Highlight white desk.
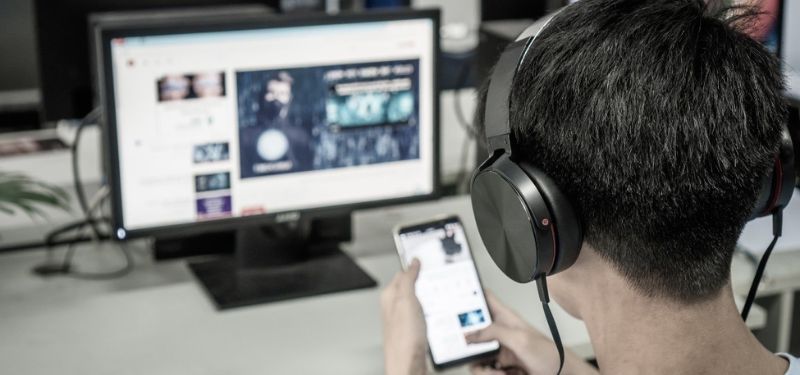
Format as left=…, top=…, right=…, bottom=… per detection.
left=0, top=196, right=769, bottom=375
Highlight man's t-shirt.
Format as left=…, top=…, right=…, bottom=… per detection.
left=779, top=353, right=800, bottom=375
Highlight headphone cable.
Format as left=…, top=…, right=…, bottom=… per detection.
left=740, top=209, right=783, bottom=321
left=536, top=276, right=565, bottom=375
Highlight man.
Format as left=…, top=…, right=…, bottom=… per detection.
left=243, top=71, right=313, bottom=174
left=259, top=72, right=294, bottom=123
left=381, top=0, right=799, bottom=374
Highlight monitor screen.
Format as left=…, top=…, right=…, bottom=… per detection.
left=104, top=13, right=437, bottom=237
left=782, top=0, right=800, bottom=100
left=749, top=0, right=783, bottom=55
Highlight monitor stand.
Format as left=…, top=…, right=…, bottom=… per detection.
left=186, top=216, right=377, bottom=310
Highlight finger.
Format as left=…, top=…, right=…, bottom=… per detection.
left=484, top=290, right=503, bottom=316
left=465, top=325, right=523, bottom=351
left=387, top=273, right=401, bottom=292
left=469, top=363, right=505, bottom=375
left=495, top=348, right=518, bottom=370
left=407, top=258, right=421, bottom=280
left=398, top=258, right=421, bottom=294
left=485, top=291, right=525, bottom=328
left=485, top=291, right=513, bottom=317
left=381, top=273, right=402, bottom=303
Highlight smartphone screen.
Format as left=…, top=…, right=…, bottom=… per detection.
left=395, top=216, right=500, bottom=367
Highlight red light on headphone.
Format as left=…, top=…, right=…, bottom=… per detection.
left=542, top=218, right=550, bottom=226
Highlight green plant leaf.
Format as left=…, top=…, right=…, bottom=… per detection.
left=0, top=171, right=71, bottom=218
left=0, top=202, right=14, bottom=215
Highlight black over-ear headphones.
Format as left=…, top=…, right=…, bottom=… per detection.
left=470, top=12, right=795, bottom=286
left=470, top=15, right=581, bottom=285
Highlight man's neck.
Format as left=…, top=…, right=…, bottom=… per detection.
left=551, top=247, right=789, bottom=375
left=577, top=276, right=786, bottom=374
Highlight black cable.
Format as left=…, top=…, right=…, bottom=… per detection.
left=44, top=218, right=109, bottom=248
left=453, top=56, right=477, bottom=139
left=537, top=276, right=565, bottom=375
left=62, top=240, right=134, bottom=280
left=741, top=210, right=783, bottom=321
left=34, top=217, right=109, bottom=276
left=456, top=137, right=474, bottom=192
left=451, top=54, right=479, bottom=191
left=72, top=107, right=103, bottom=238
left=62, top=216, right=133, bottom=280
left=34, top=217, right=132, bottom=280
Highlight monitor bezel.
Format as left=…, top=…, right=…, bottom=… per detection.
left=97, top=8, right=441, bottom=240
left=773, top=0, right=785, bottom=59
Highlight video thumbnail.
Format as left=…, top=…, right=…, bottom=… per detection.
left=196, top=195, right=232, bottom=220
left=193, top=142, right=230, bottom=164
left=401, top=223, right=471, bottom=269
left=157, top=72, right=226, bottom=102
left=326, top=76, right=416, bottom=130
left=236, top=59, right=421, bottom=178
left=458, top=309, right=486, bottom=328
left=194, top=172, right=230, bottom=193
left=440, top=224, right=466, bottom=263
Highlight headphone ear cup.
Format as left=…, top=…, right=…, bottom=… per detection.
left=518, top=161, right=583, bottom=274
left=778, top=124, right=796, bottom=205
left=471, top=154, right=557, bottom=282
left=750, top=125, right=796, bottom=220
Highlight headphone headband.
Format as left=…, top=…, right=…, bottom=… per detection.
left=483, top=14, right=558, bottom=155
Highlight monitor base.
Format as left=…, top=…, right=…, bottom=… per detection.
left=187, top=221, right=376, bottom=310
left=189, top=247, right=376, bottom=310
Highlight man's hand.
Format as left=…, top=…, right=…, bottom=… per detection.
left=466, top=292, right=598, bottom=375
left=381, top=259, right=428, bottom=375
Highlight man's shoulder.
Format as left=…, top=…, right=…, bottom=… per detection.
left=778, top=353, right=800, bottom=375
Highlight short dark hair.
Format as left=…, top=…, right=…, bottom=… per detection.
left=476, top=0, right=786, bottom=302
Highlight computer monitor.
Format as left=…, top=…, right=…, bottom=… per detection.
left=781, top=0, right=800, bottom=101
left=745, top=0, right=783, bottom=56
left=33, top=0, right=281, bottom=124
left=96, top=9, right=440, bottom=308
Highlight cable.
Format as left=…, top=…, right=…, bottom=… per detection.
left=33, top=217, right=111, bottom=276
left=72, top=107, right=103, bottom=238
left=60, top=213, right=128, bottom=279
left=741, top=210, right=783, bottom=321
left=43, top=218, right=110, bottom=247
left=62, top=233, right=134, bottom=280
left=33, top=216, right=132, bottom=280
left=451, top=54, right=479, bottom=192
left=35, top=141, right=131, bottom=281
left=37, top=186, right=110, bottom=268
left=456, top=136, right=474, bottom=193
left=453, top=56, right=478, bottom=139
left=537, top=276, right=565, bottom=375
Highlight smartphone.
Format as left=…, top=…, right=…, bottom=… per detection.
left=393, top=215, right=500, bottom=370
